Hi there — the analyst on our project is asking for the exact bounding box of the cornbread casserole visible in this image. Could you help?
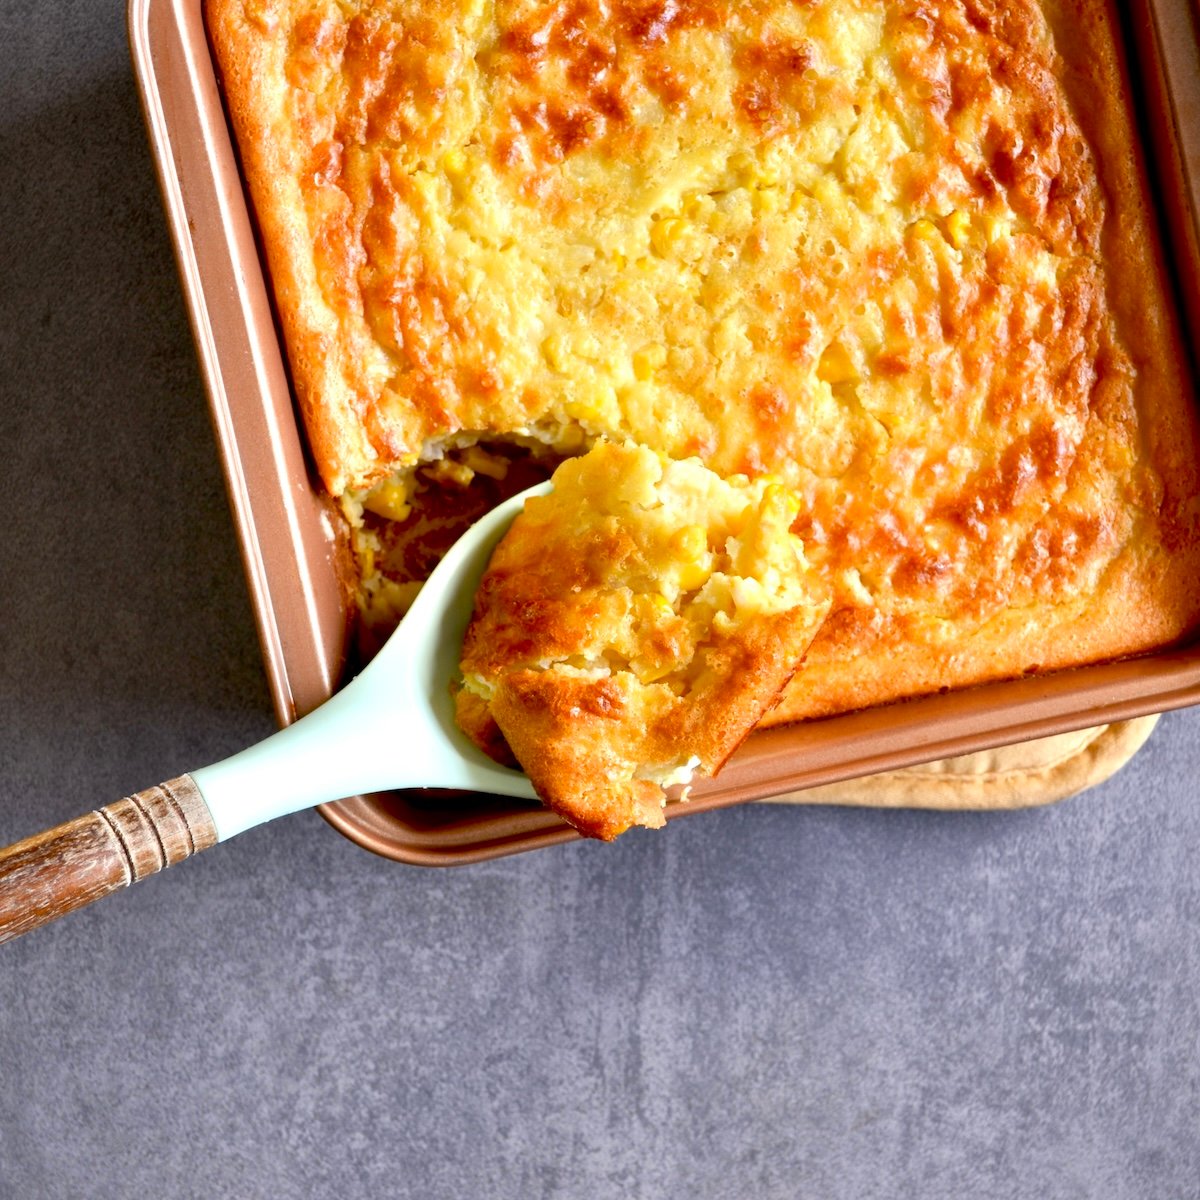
[208,0,1200,740]
[458,442,831,838]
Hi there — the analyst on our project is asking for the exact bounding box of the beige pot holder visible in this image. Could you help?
[764,716,1159,811]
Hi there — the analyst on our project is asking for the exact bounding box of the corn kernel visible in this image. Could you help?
[362,477,411,522]
[648,593,675,618]
[558,424,588,452]
[677,562,712,592]
[426,458,474,487]
[671,525,712,592]
[911,218,939,243]
[462,445,509,480]
[542,333,570,373]
[945,209,971,249]
[817,342,859,384]
[650,217,686,257]
[812,176,842,210]
[675,524,708,558]
[632,658,675,684]
[730,577,767,615]
[983,214,1011,244]
[753,187,780,215]
[442,148,467,178]
[633,342,667,381]
[762,482,801,522]
[729,150,755,177]
[565,397,606,425]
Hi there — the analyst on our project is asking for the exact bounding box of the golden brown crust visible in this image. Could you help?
[206,0,385,493]
[208,0,1200,750]
[1045,0,1200,546]
[488,610,818,841]
[766,0,1200,722]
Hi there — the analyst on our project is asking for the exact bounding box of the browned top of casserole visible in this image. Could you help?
[208,0,1200,731]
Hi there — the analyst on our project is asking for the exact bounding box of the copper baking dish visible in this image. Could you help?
[128,0,1200,864]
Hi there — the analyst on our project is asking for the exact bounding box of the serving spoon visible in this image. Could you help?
[0,482,551,945]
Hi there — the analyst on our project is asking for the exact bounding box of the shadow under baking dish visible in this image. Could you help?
[129,0,1200,863]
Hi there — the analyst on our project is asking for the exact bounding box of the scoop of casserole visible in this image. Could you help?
[457,442,830,839]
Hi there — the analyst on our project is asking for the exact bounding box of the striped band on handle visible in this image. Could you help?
[0,775,217,945]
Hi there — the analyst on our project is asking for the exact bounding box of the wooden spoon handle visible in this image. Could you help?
[0,775,217,945]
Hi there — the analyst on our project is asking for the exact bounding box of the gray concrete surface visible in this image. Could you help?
[2,3,1199,1197]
